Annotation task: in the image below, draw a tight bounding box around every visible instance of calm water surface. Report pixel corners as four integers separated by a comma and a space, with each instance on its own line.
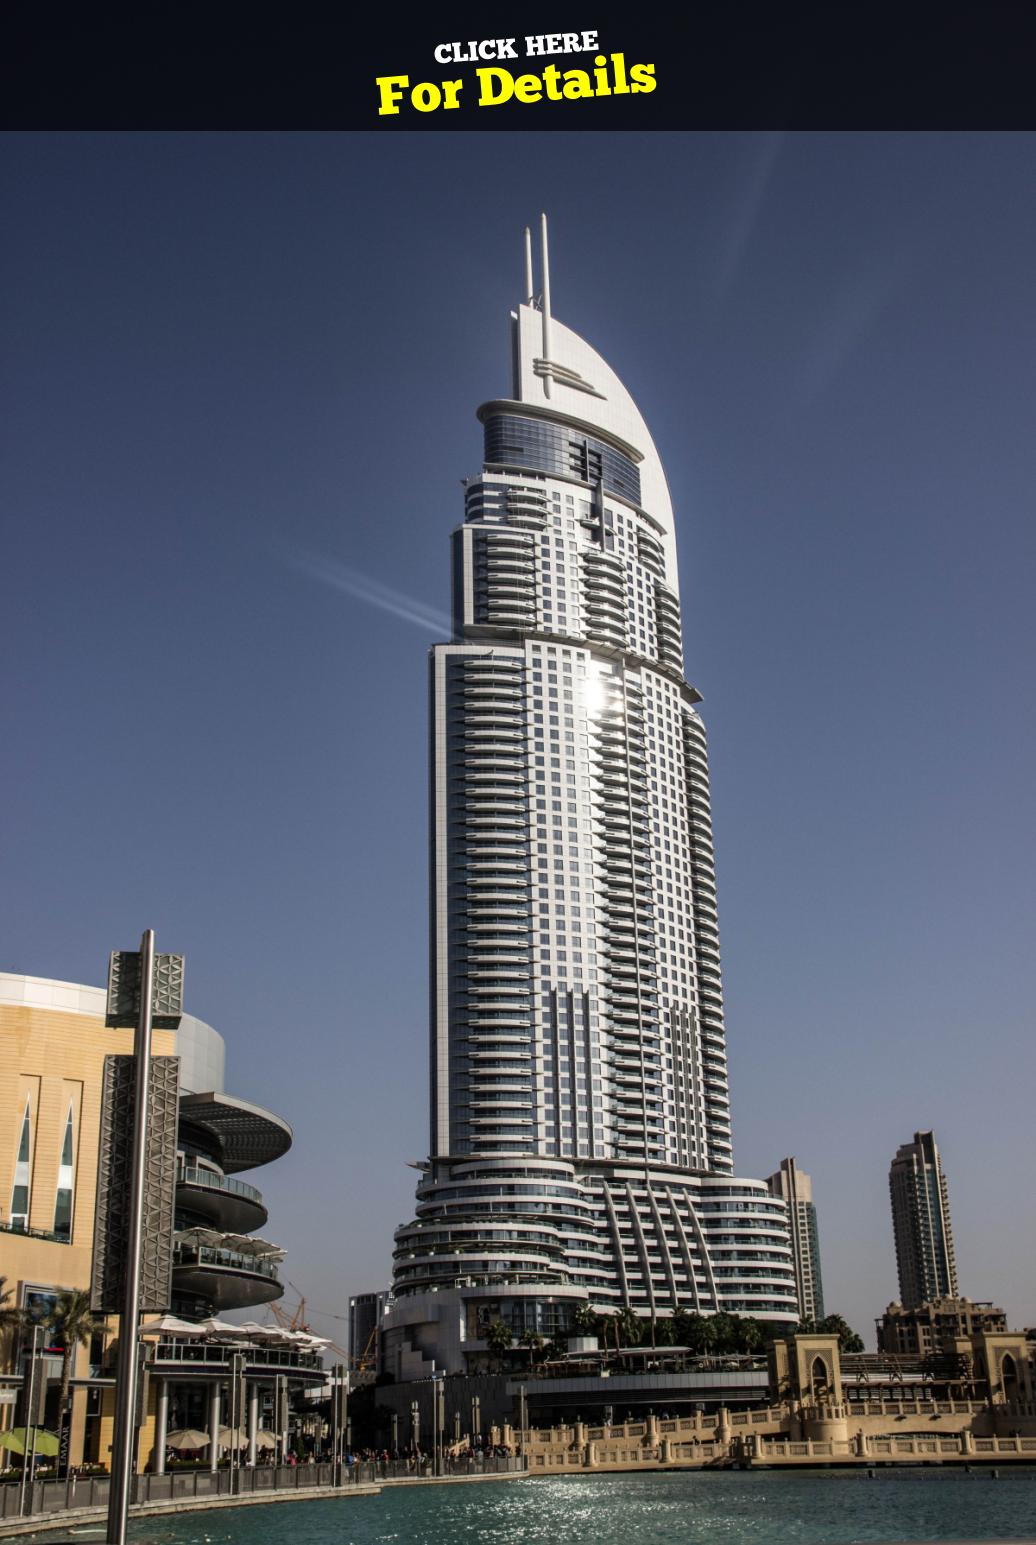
38, 1471, 1036, 1545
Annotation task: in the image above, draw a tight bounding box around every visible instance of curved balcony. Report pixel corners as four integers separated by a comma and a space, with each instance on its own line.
173, 1228, 284, 1311
176, 1165, 268, 1232
178, 1092, 292, 1175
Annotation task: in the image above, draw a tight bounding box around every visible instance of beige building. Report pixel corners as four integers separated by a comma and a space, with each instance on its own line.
767, 1158, 824, 1322
1, 971, 321, 1473
876, 1296, 1008, 1357
1, 975, 180, 1463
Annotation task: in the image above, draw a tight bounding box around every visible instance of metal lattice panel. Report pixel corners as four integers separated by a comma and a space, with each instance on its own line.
105, 951, 184, 1028
91, 1054, 181, 1313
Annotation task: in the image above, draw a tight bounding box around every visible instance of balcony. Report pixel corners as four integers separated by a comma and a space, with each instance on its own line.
176, 1165, 268, 1233
172, 1228, 284, 1311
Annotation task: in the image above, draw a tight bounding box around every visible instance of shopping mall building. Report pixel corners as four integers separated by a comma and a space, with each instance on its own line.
0, 971, 325, 1472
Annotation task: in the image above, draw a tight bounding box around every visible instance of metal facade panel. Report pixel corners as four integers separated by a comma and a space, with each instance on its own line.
91, 1054, 181, 1313
105, 950, 184, 1028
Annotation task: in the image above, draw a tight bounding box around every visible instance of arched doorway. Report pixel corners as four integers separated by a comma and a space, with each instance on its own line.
1001, 1353, 1019, 1403
810, 1356, 829, 1402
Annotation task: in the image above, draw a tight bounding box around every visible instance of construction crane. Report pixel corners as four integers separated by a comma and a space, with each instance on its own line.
268, 1282, 350, 1362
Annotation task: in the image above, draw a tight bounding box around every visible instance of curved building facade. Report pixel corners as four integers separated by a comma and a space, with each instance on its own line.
0, 971, 319, 1468
385, 223, 796, 1375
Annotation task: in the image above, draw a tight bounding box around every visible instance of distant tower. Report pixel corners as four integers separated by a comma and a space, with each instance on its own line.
889, 1130, 958, 1309
767, 1158, 825, 1322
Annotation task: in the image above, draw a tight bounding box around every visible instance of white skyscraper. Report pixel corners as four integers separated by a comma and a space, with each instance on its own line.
383, 221, 796, 1377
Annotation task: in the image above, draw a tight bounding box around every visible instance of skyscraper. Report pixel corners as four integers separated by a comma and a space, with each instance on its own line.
383, 221, 796, 1377
767, 1158, 825, 1322
889, 1130, 958, 1310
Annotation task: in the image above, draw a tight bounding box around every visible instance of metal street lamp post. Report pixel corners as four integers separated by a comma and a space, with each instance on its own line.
17, 1322, 43, 1517
106, 929, 155, 1545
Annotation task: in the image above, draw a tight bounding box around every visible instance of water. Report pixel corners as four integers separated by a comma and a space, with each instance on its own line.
35, 1470, 1036, 1545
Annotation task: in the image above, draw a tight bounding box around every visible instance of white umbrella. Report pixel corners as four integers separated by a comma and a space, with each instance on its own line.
254, 1430, 277, 1450
139, 1314, 205, 1337
195, 1316, 251, 1340
164, 1429, 211, 1451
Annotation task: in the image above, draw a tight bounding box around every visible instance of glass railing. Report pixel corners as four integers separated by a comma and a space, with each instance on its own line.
177, 1167, 263, 1205
152, 1338, 320, 1370
173, 1246, 281, 1281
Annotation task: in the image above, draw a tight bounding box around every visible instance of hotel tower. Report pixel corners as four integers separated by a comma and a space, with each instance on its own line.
383, 221, 796, 1377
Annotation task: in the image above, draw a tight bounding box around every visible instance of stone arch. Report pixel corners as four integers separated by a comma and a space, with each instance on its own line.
811, 1355, 830, 1401
1001, 1352, 1019, 1403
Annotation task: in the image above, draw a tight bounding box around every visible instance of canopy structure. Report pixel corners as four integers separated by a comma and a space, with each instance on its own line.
175, 1227, 286, 1261
178, 1092, 293, 1173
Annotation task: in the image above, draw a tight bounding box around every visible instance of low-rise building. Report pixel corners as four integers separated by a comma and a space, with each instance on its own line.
876, 1296, 1008, 1357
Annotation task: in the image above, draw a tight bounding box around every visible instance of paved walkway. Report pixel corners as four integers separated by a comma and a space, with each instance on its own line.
0, 1469, 528, 1538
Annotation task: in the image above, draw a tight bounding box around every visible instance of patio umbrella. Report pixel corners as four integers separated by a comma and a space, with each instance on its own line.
254, 1430, 277, 1450
0, 1428, 60, 1456
139, 1314, 205, 1337
218, 1427, 248, 1448
164, 1429, 212, 1451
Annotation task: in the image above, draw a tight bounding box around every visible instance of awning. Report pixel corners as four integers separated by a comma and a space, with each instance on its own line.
178, 1092, 293, 1173
175, 1228, 286, 1260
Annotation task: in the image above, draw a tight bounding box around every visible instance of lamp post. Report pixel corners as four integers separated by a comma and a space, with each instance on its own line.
228, 1351, 245, 1495
471, 1394, 481, 1449
17, 1322, 43, 1517
105, 929, 155, 1545
331, 1362, 344, 1485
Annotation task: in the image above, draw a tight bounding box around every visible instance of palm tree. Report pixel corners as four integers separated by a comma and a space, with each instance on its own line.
0, 1275, 25, 1333
0, 1276, 27, 1375
572, 1303, 597, 1335
615, 1307, 642, 1349
518, 1330, 544, 1370
47, 1290, 97, 1476
484, 1319, 513, 1372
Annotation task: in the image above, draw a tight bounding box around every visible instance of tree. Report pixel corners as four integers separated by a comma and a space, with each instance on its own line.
813, 1315, 864, 1353
615, 1307, 643, 1348
484, 1319, 513, 1371
796, 1314, 864, 1353
733, 1317, 765, 1355
572, 1303, 597, 1335
653, 1315, 675, 1347
709, 1313, 740, 1354
0, 1275, 26, 1336
677, 1311, 717, 1356
519, 1329, 544, 1368
45, 1291, 97, 1477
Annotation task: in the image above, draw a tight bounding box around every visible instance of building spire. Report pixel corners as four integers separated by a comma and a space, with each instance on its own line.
523, 225, 534, 304
540, 213, 552, 399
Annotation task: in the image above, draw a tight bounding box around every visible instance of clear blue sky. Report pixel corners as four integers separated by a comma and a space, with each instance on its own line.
2, 132, 1033, 1344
